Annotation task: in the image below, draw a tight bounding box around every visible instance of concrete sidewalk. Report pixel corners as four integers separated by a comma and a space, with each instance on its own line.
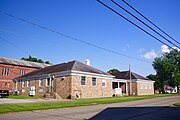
0, 98, 68, 104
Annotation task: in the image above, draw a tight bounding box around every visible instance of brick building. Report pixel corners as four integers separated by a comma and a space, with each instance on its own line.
14, 60, 155, 99
14, 60, 114, 99
111, 71, 155, 95
0, 57, 50, 92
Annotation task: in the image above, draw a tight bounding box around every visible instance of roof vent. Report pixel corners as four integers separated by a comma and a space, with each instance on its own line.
85, 59, 90, 66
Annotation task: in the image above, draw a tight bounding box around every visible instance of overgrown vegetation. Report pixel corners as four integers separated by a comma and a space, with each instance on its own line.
0, 94, 179, 114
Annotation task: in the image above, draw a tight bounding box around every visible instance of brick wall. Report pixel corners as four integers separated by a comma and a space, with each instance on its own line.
136, 82, 154, 95
0, 63, 38, 91
71, 75, 113, 99
16, 75, 113, 99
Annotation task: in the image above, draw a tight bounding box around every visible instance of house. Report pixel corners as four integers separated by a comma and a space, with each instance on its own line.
14, 60, 114, 99
0, 57, 50, 92
110, 71, 155, 96
164, 85, 177, 93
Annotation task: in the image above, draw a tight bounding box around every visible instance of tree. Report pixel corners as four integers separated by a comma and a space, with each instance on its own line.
152, 49, 180, 93
108, 69, 120, 73
21, 56, 51, 64
146, 74, 160, 92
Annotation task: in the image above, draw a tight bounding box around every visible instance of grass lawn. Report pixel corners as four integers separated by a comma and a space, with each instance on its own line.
0, 94, 179, 114
173, 102, 180, 107
7, 95, 41, 99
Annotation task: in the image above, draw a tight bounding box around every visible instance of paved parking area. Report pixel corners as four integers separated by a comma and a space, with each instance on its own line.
0, 98, 65, 104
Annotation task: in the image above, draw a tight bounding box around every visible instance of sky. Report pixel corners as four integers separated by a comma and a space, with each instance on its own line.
0, 0, 180, 76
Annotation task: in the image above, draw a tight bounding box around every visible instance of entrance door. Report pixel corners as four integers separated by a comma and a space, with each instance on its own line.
51, 78, 56, 93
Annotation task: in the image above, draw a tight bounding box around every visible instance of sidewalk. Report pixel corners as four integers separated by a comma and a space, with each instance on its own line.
0, 98, 69, 104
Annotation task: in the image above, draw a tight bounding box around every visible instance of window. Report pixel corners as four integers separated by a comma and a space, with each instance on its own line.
5, 82, 10, 88
102, 80, 106, 87
22, 81, 25, 88
7, 68, 10, 76
81, 76, 86, 85
2, 68, 5, 76
46, 78, 50, 86
19, 69, 26, 75
1, 67, 10, 76
27, 81, 30, 87
92, 77, 96, 86
39, 79, 43, 87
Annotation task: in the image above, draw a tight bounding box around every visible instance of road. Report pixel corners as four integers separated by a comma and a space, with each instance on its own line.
0, 96, 179, 120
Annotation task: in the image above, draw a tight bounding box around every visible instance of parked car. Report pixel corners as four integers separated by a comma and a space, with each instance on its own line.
0, 90, 9, 98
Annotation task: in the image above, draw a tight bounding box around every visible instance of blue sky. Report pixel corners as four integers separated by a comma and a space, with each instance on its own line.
0, 0, 180, 76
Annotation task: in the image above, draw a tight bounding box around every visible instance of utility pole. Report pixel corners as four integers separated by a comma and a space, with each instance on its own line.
129, 64, 132, 95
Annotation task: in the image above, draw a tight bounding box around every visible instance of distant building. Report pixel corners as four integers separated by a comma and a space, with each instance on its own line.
111, 71, 155, 96
0, 57, 50, 92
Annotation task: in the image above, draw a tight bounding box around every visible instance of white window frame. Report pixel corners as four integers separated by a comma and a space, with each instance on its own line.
20, 69, 26, 75
39, 79, 43, 87
1, 67, 10, 76
92, 77, 97, 86
22, 81, 25, 88
46, 78, 50, 86
81, 76, 86, 86
27, 80, 30, 87
102, 79, 106, 87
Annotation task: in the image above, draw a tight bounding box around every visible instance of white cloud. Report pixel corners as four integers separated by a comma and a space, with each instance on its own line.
161, 45, 170, 53
172, 47, 180, 51
144, 50, 158, 60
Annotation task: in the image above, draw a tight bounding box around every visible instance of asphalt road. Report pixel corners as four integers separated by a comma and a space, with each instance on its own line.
0, 96, 179, 120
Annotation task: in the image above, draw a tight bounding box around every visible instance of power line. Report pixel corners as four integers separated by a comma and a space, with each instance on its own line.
111, 0, 180, 49
0, 10, 150, 64
0, 36, 31, 56
97, 0, 173, 49
122, 0, 180, 46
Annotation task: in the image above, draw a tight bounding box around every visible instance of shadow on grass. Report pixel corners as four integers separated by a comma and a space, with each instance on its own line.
89, 106, 180, 120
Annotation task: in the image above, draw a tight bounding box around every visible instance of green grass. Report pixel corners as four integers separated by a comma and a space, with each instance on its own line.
7, 95, 41, 99
173, 102, 180, 107
0, 94, 179, 114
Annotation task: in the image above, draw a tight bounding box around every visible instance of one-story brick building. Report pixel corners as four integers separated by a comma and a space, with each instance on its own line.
14, 60, 155, 99
14, 60, 114, 99
111, 71, 155, 95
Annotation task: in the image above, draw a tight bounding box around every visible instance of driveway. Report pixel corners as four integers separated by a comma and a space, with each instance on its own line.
0, 96, 180, 120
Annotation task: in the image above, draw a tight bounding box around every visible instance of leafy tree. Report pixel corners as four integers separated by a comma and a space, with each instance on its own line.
146, 74, 160, 92
152, 49, 180, 93
108, 69, 120, 73
21, 56, 51, 64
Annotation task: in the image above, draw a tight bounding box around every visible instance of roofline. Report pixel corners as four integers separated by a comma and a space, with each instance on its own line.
0, 62, 42, 68
14, 70, 115, 81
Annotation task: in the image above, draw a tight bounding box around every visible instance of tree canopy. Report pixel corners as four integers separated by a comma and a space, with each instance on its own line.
21, 56, 51, 64
108, 69, 120, 73
152, 49, 180, 93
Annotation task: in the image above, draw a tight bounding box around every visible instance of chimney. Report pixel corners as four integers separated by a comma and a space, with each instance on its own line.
85, 59, 90, 66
